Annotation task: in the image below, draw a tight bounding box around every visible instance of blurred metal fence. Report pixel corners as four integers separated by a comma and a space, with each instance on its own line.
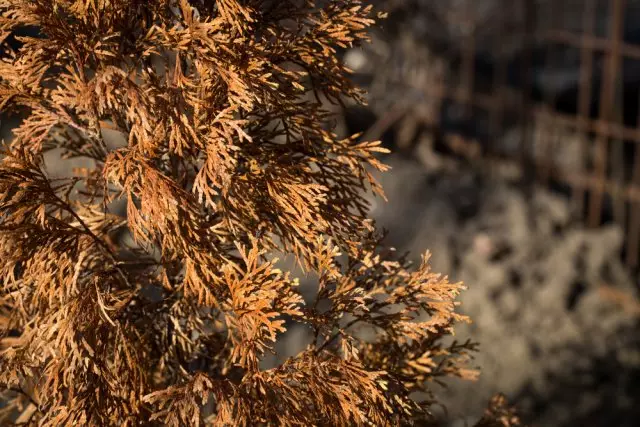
374, 0, 640, 269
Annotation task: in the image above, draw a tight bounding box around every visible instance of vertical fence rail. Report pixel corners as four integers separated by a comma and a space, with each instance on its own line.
574, 0, 597, 217
461, 2, 476, 142
521, 0, 537, 179
488, 1, 509, 168
589, 0, 624, 227
628, 132, 640, 267
539, 0, 562, 185
628, 98, 640, 267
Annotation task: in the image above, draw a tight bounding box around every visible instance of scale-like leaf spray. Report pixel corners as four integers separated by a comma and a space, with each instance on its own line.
0, 1, 519, 425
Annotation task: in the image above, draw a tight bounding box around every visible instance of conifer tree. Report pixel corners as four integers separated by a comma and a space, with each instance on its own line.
0, 1, 518, 425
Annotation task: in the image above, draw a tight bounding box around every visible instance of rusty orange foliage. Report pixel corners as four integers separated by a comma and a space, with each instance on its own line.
0, 1, 518, 425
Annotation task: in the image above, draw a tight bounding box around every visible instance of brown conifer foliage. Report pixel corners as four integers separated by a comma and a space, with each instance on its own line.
0, 1, 519, 425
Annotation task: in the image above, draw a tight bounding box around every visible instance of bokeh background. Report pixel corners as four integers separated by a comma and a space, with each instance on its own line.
1, 1, 640, 426
337, 0, 640, 425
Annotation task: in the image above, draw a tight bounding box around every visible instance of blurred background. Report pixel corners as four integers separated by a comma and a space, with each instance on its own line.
336, 0, 640, 425
2, 1, 640, 426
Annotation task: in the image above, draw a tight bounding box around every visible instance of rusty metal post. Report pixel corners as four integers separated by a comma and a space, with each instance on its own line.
488, 0, 509, 164
538, 0, 563, 185
574, 0, 597, 217
589, 0, 625, 227
627, 127, 640, 267
520, 0, 537, 185
460, 1, 476, 133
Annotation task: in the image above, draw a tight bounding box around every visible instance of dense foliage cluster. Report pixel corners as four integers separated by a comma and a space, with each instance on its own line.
0, 1, 518, 425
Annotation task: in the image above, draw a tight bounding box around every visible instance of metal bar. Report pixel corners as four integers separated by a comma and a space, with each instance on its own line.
460, 1, 476, 137
520, 0, 537, 180
538, 0, 562, 185
554, 171, 640, 205
424, 83, 640, 144
551, 114, 640, 144
589, 0, 624, 227
627, 144, 640, 266
487, 0, 509, 162
573, 0, 597, 216
421, 129, 640, 205
467, 151, 640, 204
627, 90, 640, 267
611, 80, 627, 234
545, 29, 640, 61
